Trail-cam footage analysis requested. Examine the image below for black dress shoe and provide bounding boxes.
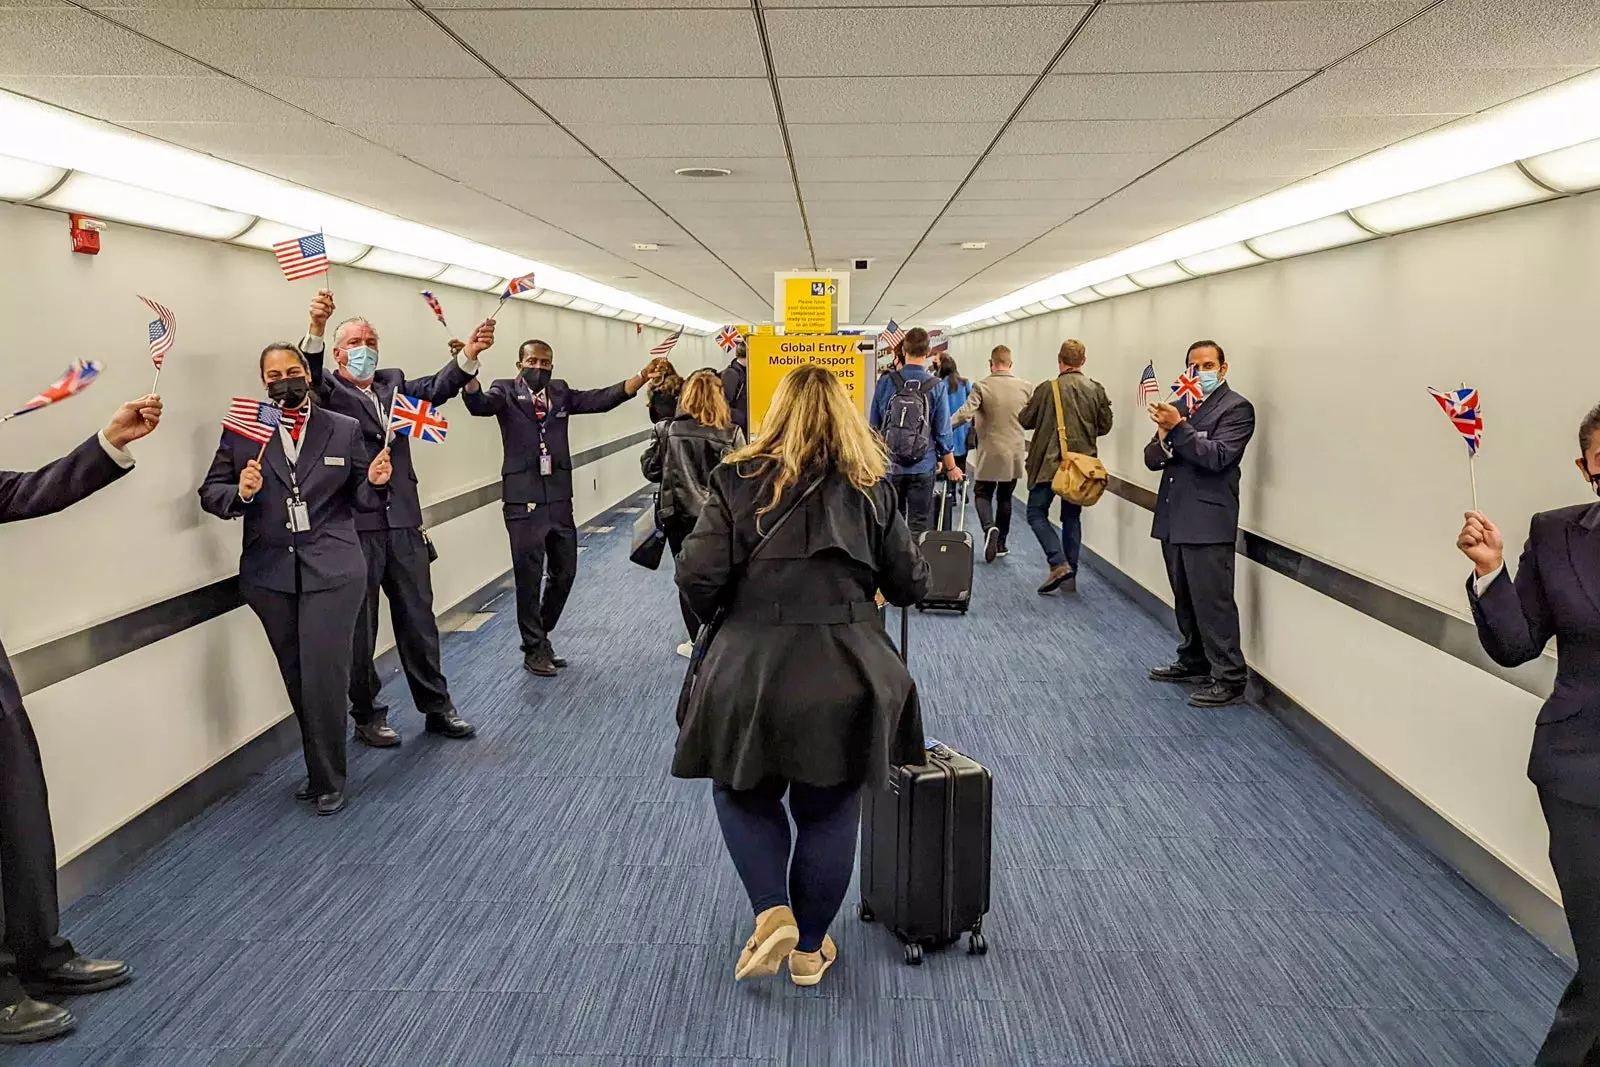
[524,650,558,677]
[353,716,400,748]
[544,643,567,669]
[1188,682,1247,708]
[315,791,346,816]
[1148,663,1212,684]
[295,779,315,801]
[425,711,476,739]
[0,998,74,1044]
[23,956,130,996]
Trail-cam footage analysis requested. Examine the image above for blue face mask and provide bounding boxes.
[343,345,378,380]
[1197,369,1222,396]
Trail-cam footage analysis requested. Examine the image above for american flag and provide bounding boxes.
[1137,362,1160,404]
[6,361,101,421]
[649,329,682,357]
[716,326,740,352]
[388,393,449,444]
[140,296,176,370]
[878,319,906,353]
[501,273,537,300]
[1171,367,1204,408]
[222,398,302,445]
[272,232,329,282]
[420,290,447,327]
[1427,385,1483,456]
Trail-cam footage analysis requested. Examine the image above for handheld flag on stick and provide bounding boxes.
[650,328,682,358]
[419,290,449,333]
[223,398,304,462]
[1170,367,1204,410]
[716,326,740,352]
[272,232,330,282]
[0,361,101,425]
[1427,385,1483,509]
[388,393,449,444]
[140,295,176,394]
[877,319,906,354]
[490,273,537,320]
[1137,362,1160,406]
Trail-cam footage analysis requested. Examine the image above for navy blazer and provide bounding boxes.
[1470,502,1600,808]
[462,377,633,507]
[1143,382,1256,545]
[306,346,474,532]
[198,407,386,595]
[0,436,130,718]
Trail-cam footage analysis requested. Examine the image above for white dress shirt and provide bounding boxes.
[298,334,481,395]
[1474,565,1505,595]
[97,431,135,469]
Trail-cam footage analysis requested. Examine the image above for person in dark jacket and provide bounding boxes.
[200,343,392,816]
[1143,339,1255,708]
[644,358,683,425]
[720,337,749,435]
[641,368,745,651]
[463,340,650,676]
[0,394,162,1046]
[1460,401,1600,1067]
[674,364,930,989]
[298,288,485,747]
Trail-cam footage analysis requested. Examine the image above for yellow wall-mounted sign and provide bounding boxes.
[781,277,837,335]
[747,334,876,432]
[754,323,775,336]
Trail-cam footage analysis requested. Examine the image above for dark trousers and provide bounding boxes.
[243,577,363,796]
[891,472,936,537]
[664,518,700,640]
[1161,540,1246,687]
[0,706,75,1007]
[712,780,862,953]
[505,501,579,654]
[974,479,1016,545]
[350,527,451,723]
[1026,483,1082,572]
[1537,790,1600,1066]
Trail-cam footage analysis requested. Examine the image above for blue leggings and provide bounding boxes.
[711,780,862,953]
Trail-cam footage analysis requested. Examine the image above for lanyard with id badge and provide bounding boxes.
[287,463,311,533]
[535,393,555,476]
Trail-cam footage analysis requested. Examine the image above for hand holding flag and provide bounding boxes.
[102,394,164,450]
[0,361,102,425]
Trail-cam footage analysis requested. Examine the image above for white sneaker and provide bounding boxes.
[676,642,694,658]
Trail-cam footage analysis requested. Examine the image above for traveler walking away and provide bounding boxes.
[1144,340,1254,708]
[953,344,1031,561]
[642,368,746,654]
[721,337,749,435]
[936,356,973,530]
[645,358,683,424]
[674,364,930,987]
[1019,339,1113,594]
[868,327,962,536]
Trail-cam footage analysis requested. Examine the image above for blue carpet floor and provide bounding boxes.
[5,493,1574,1066]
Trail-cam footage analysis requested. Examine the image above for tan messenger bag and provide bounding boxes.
[1050,378,1109,506]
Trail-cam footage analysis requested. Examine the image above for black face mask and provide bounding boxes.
[521,367,550,393]
[267,377,310,409]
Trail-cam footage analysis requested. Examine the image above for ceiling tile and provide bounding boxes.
[803,180,960,202]
[767,6,1090,76]
[354,123,588,160]
[124,120,370,156]
[1026,71,1305,120]
[569,123,785,157]
[780,76,1031,123]
[609,155,793,184]
[1213,110,1452,152]
[251,77,542,126]
[1263,64,1591,117]
[799,156,976,182]
[80,0,407,7]
[438,9,765,78]
[944,199,1100,220]
[973,153,1169,183]
[516,77,775,125]
[428,0,743,6]
[789,122,999,158]
[0,75,309,122]
[1066,2,1431,73]
[0,9,208,74]
[995,118,1228,156]
[1347,0,1600,68]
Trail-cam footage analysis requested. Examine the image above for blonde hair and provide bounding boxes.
[725,364,887,516]
[679,368,731,430]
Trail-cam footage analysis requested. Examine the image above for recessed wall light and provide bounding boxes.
[673,167,731,179]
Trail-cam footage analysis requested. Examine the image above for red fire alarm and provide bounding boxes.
[69,214,104,255]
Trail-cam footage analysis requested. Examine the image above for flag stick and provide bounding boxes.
[256,437,271,464]
[150,366,162,396]
[385,391,398,446]
[1470,452,1479,512]
[488,297,509,322]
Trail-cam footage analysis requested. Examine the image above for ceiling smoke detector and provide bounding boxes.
[673,166,731,179]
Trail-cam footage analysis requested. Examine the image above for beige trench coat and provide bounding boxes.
[952,371,1034,482]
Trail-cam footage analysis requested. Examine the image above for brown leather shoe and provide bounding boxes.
[354,716,400,748]
[23,956,130,996]
[0,998,73,1044]
[1037,563,1072,594]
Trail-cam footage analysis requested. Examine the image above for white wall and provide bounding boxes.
[0,200,713,864]
[952,189,1600,904]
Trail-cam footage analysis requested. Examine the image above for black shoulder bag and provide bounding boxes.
[675,474,825,725]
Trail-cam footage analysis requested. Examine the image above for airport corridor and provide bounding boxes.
[3,493,1573,1067]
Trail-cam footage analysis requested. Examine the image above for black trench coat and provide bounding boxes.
[672,462,931,790]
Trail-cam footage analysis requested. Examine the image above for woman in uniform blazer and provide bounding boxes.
[1460,402,1600,1067]
[673,364,930,989]
[199,343,391,816]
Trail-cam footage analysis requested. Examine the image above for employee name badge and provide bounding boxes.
[288,497,311,533]
[540,451,554,476]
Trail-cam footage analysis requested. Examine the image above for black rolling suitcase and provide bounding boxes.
[859,609,993,965]
[917,481,974,613]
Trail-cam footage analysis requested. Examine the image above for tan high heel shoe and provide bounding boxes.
[788,935,838,987]
[734,906,800,981]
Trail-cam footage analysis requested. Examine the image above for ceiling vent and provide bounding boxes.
[673,167,731,179]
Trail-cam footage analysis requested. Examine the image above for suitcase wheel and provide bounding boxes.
[903,943,924,967]
[967,932,988,956]
[857,903,875,924]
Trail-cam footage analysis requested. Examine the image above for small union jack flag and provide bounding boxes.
[650,329,682,358]
[1428,386,1483,456]
[420,290,447,328]
[140,296,176,371]
[222,398,302,445]
[501,273,537,300]
[716,326,740,352]
[388,393,448,444]
[272,232,330,282]
[5,361,101,421]
[1171,367,1204,408]
[1137,362,1160,405]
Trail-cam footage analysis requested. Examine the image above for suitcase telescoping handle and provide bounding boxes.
[937,478,967,534]
[900,605,909,663]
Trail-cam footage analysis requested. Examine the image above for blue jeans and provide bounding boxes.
[1026,483,1082,572]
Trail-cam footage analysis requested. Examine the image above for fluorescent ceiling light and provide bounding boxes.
[1092,276,1142,298]
[1350,164,1556,235]
[567,298,602,314]
[594,304,623,318]
[433,265,501,292]
[1178,243,1264,276]
[1247,214,1374,259]
[0,154,64,200]
[1523,137,1600,193]
[992,311,1018,323]
[354,248,446,280]
[1065,288,1104,305]
[533,291,570,307]
[1129,263,1190,288]
[233,219,367,264]
[1041,295,1072,310]
[36,173,252,240]
[0,88,720,332]
[1022,302,1050,315]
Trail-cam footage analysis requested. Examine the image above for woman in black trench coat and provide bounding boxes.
[1460,401,1600,1067]
[673,364,930,989]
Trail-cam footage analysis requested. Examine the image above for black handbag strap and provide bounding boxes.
[741,471,826,570]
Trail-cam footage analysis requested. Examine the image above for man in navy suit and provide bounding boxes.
[0,394,162,1045]
[464,340,650,676]
[1143,340,1256,708]
[299,290,484,747]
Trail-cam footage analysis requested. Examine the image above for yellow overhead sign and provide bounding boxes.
[781,277,837,335]
[754,323,775,335]
[747,334,876,432]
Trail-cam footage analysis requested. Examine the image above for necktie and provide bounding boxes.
[533,391,548,420]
